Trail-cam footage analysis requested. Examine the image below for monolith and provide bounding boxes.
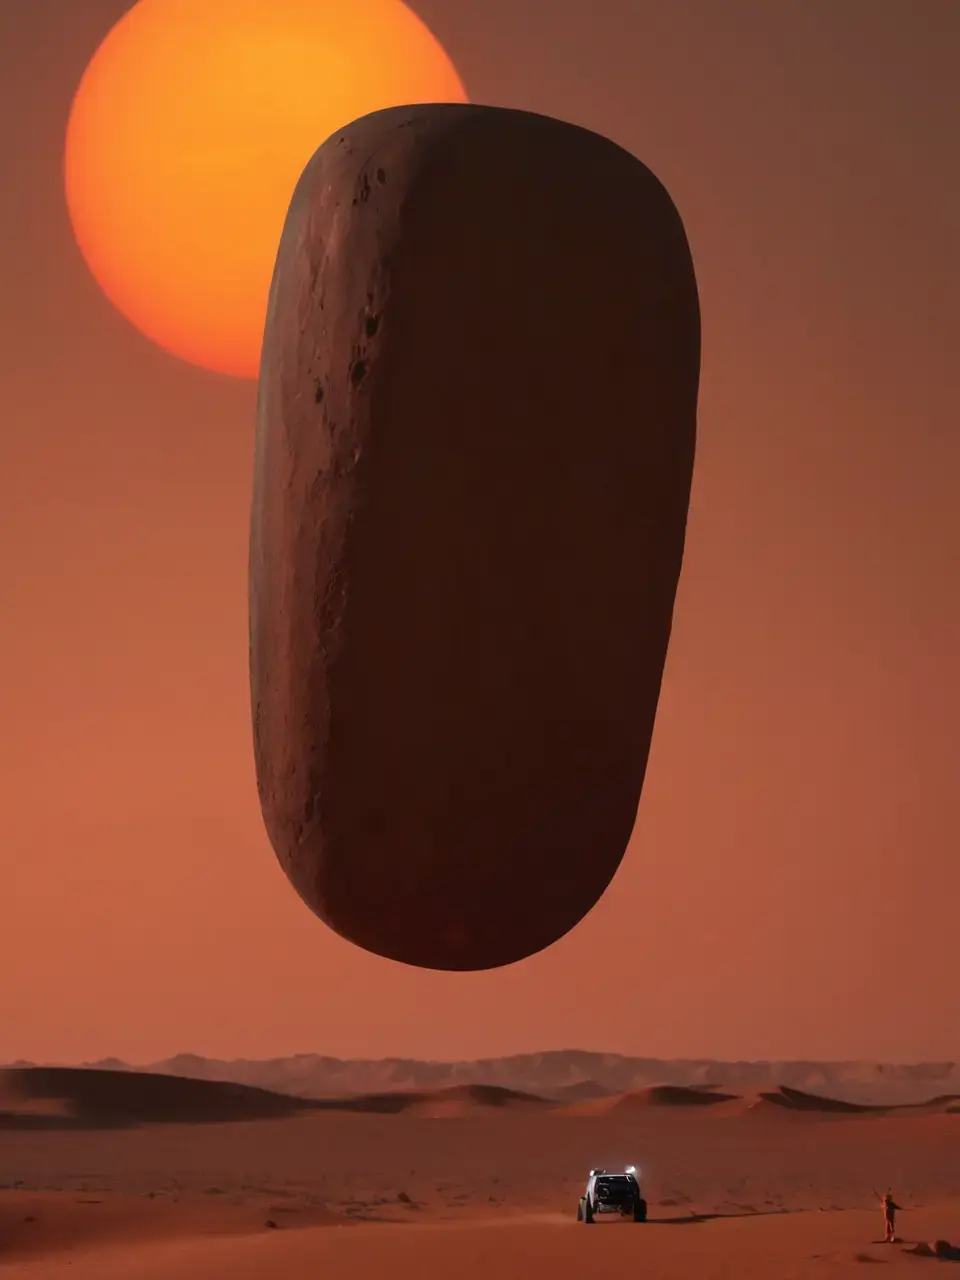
[250,103,700,970]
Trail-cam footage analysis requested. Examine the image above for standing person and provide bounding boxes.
[878,1190,902,1242]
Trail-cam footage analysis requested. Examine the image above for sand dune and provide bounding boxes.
[911,1095,960,1114]
[390,1084,551,1116]
[22,1051,958,1108]
[310,1082,551,1117]
[754,1086,960,1116]
[754,1086,881,1114]
[557,1084,743,1115]
[559,1083,960,1119]
[5,1068,957,1135]
[0,1067,316,1129]
[0,1068,552,1131]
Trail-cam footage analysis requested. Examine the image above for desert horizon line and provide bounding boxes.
[5,1049,958,1069]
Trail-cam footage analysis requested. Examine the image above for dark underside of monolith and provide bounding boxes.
[250,102,700,971]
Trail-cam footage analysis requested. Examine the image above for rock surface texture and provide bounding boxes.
[250,103,700,970]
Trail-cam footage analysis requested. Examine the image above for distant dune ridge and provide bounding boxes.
[7,1051,957,1108]
[0,1069,556,1129]
[0,1067,315,1129]
[556,1083,960,1118]
[1,1063,958,1130]
[557,1085,742,1115]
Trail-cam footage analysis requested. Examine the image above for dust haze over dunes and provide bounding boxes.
[15,1050,958,1107]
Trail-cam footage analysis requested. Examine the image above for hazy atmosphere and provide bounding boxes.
[1,0,957,1068]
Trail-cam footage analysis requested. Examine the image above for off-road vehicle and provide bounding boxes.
[577,1166,647,1223]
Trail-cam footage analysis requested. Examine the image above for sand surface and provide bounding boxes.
[1,1071,958,1276]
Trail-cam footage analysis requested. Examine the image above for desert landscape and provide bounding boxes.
[3,1,957,1279]
[2,1058,958,1277]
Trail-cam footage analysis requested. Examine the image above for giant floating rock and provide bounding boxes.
[250,103,700,971]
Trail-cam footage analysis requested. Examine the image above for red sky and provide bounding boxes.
[0,0,957,1066]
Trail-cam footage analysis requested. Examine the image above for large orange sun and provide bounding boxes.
[64,0,467,378]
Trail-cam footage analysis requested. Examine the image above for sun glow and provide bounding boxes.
[64,0,467,377]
